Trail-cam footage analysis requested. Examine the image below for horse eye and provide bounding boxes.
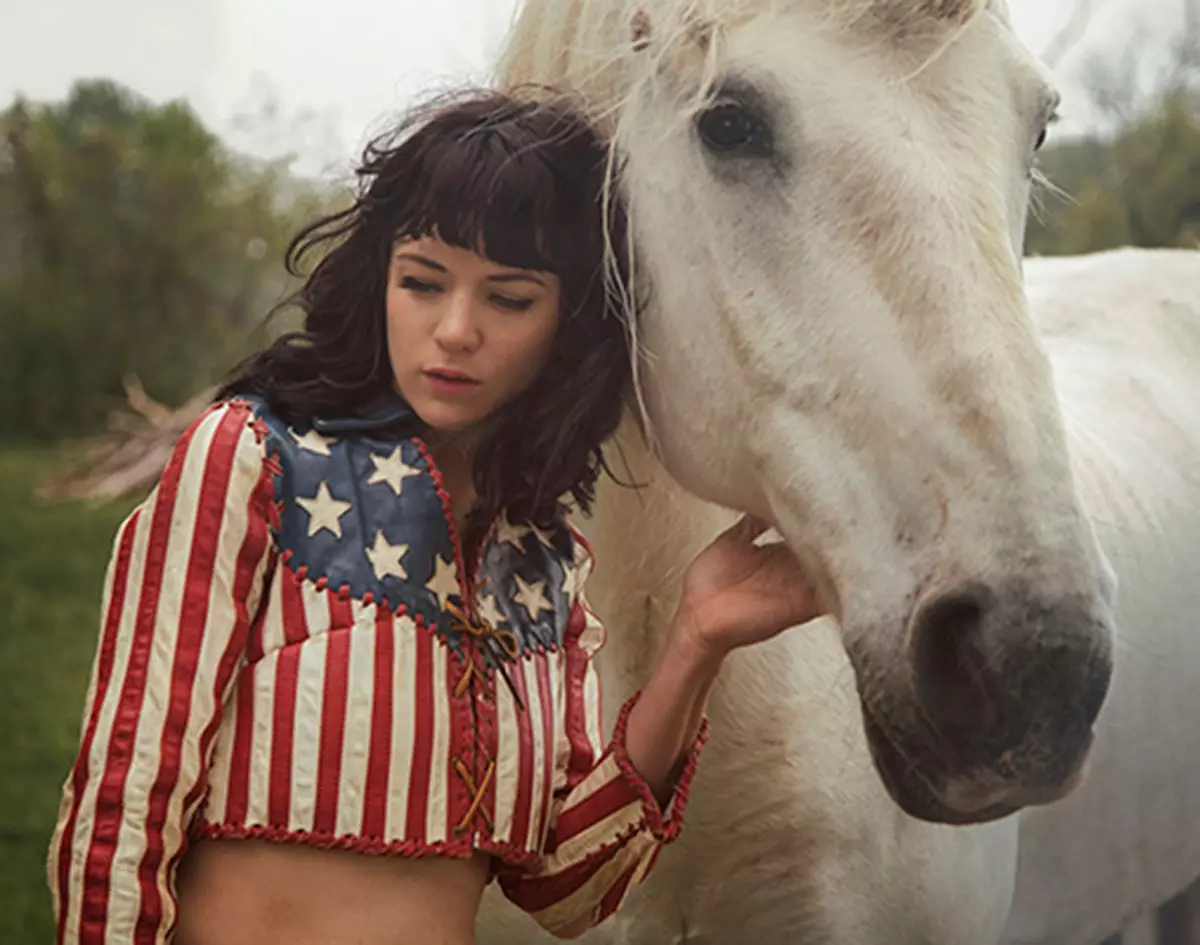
[697,101,769,155]
[1034,111,1059,153]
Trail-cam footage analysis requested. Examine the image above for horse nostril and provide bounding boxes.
[910,586,1001,738]
[898,581,1113,805]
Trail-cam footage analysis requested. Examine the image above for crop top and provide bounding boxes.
[47,396,708,944]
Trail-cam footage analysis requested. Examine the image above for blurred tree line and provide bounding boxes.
[1,8,1198,442]
[1026,0,1200,257]
[0,79,338,441]
[1026,88,1200,255]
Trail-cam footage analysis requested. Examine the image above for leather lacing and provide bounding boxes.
[446,599,525,710]
[446,597,526,835]
[452,758,496,834]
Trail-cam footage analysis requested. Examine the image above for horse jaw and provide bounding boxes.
[498,0,1115,823]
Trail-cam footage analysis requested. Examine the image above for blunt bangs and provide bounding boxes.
[370,93,608,292]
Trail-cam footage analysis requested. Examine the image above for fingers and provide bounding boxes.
[760,542,806,578]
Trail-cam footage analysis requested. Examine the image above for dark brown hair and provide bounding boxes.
[219,87,632,546]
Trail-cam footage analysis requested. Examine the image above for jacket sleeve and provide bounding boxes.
[496,535,709,938]
[47,400,276,945]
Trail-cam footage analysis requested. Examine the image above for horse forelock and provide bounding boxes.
[494,0,1003,141]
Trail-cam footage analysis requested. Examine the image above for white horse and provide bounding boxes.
[1002,249,1200,945]
[469,0,1200,942]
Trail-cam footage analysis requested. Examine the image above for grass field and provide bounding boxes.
[0,445,139,944]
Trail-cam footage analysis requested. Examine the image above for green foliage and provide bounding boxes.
[0,79,335,440]
[0,445,139,943]
[1027,91,1200,256]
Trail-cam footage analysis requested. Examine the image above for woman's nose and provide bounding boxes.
[433,290,482,352]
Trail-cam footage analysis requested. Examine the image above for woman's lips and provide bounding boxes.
[423,368,481,396]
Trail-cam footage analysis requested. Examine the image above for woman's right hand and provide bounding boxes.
[675,515,824,660]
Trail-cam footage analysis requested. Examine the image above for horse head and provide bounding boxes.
[498,0,1116,826]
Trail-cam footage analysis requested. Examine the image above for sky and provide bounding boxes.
[0,0,1183,178]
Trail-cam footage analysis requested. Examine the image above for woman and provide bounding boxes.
[48,89,820,945]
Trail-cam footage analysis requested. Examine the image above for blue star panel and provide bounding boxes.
[244,396,580,662]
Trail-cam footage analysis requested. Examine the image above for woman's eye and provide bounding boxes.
[401,276,442,294]
[492,295,534,312]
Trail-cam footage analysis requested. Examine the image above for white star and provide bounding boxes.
[365,530,409,581]
[513,574,553,620]
[494,520,531,550]
[426,555,461,608]
[367,447,421,497]
[295,481,352,538]
[530,524,556,549]
[291,427,335,456]
[477,593,506,628]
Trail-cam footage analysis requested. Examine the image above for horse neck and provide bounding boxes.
[577,411,737,698]
[581,412,884,827]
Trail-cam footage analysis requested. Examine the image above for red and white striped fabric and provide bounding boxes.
[48,400,707,944]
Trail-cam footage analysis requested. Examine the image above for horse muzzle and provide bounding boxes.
[848,580,1114,824]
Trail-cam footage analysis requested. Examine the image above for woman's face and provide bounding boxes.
[386,234,561,436]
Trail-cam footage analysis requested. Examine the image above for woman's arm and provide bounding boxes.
[620,624,723,808]
[498,516,820,939]
[47,400,276,945]
[625,514,822,802]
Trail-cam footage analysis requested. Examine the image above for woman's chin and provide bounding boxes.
[404,397,477,436]
[415,408,490,445]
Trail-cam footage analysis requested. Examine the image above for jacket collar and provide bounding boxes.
[310,391,423,437]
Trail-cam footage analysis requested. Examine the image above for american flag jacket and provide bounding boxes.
[48,395,708,944]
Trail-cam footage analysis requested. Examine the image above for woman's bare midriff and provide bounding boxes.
[175,837,492,945]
